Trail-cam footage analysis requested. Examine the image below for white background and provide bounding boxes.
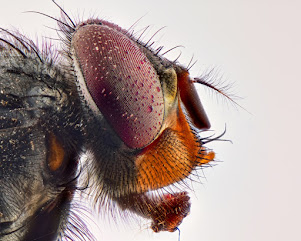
[1,1,300,241]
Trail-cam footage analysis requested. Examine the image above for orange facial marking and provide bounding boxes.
[135,100,214,193]
[47,133,65,172]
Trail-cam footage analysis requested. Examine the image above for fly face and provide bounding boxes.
[66,18,215,233]
[0,2,225,240]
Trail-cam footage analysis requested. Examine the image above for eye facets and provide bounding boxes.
[71,24,164,149]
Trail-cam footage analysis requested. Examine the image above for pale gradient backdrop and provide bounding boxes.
[1,1,300,241]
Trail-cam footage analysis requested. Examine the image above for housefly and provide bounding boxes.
[0,1,227,240]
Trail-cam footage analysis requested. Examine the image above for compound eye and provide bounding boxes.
[71,24,164,149]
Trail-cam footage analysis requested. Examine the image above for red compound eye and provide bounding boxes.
[71,24,164,149]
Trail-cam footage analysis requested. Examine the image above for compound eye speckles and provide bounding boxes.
[71,24,164,149]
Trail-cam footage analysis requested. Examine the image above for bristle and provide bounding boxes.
[0,1,229,239]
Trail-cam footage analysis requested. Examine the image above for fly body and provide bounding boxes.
[0,1,226,240]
